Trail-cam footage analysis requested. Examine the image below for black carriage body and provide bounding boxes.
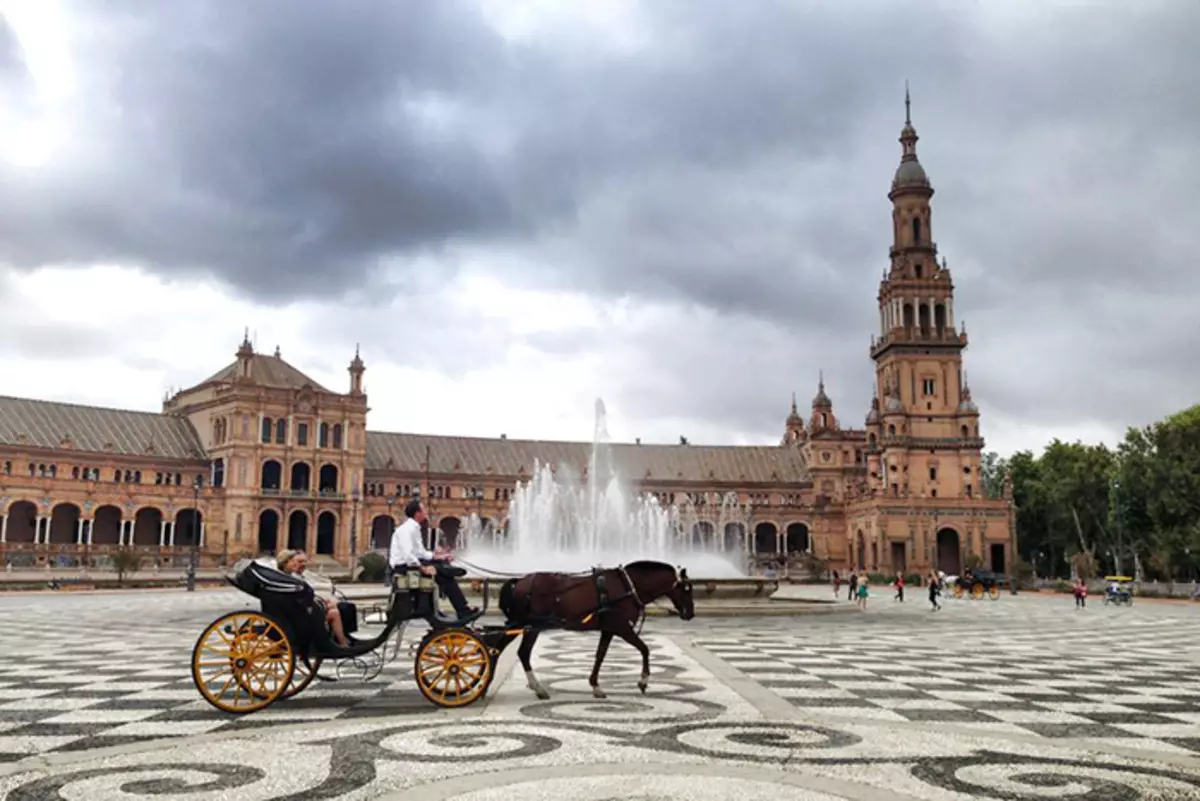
[228,560,329,658]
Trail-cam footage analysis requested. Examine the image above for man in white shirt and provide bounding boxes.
[389,499,474,618]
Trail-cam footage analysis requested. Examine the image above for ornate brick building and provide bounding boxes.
[0,103,1012,576]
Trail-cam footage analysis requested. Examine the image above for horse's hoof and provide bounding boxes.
[535,691,550,700]
[637,682,648,694]
[592,687,607,699]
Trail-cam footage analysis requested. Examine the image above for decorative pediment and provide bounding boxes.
[385,457,395,470]
[144,443,157,456]
[59,435,74,449]
[103,442,115,452]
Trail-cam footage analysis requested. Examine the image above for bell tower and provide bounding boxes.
[868,88,983,501]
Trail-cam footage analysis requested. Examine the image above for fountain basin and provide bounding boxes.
[459,576,778,601]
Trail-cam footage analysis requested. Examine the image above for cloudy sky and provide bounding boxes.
[0,0,1196,457]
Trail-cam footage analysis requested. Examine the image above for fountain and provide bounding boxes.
[457,399,746,578]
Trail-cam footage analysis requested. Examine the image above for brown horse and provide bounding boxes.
[496,560,694,699]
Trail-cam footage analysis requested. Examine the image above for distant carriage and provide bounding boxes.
[949,569,1003,601]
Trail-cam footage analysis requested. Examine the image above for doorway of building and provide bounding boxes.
[936,528,962,575]
[990,543,1006,574]
[891,541,907,573]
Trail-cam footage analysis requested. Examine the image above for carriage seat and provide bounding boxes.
[229,559,315,607]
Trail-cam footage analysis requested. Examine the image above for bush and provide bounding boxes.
[357,551,388,583]
[111,548,144,585]
[904,572,925,586]
[1014,558,1037,590]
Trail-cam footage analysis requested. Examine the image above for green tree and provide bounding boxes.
[111,548,144,586]
[980,451,1008,499]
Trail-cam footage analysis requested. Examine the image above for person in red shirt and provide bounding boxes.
[894,573,905,602]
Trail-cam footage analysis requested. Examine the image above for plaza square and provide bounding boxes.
[0,587,1197,800]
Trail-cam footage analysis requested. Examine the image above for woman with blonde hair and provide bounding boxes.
[276,549,351,647]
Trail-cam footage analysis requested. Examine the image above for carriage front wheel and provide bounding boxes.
[191,611,295,715]
[970,583,985,600]
[988,585,1001,600]
[414,628,493,708]
[953,584,964,599]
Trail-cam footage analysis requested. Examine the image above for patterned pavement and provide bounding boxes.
[0,587,1198,799]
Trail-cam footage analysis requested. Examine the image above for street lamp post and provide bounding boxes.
[350,486,361,573]
[187,475,203,592]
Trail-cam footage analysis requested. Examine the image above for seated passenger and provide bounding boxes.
[277,549,351,647]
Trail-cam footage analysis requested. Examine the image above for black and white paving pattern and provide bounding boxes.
[0,586,1197,799]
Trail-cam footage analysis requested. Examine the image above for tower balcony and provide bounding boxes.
[870,325,967,356]
[889,241,938,259]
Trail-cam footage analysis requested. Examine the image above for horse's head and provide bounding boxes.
[624,560,695,620]
[667,567,695,621]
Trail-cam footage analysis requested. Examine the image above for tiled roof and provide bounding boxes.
[365,431,810,484]
[198,354,332,393]
[0,396,207,461]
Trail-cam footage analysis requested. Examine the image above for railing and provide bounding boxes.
[0,544,226,571]
[889,241,938,258]
[259,488,344,499]
[871,327,966,353]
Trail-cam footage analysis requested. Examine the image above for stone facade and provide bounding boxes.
[0,104,1012,576]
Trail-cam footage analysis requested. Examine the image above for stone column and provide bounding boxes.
[160,520,168,546]
[199,522,206,548]
[0,515,6,543]
[76,518,85,544]
[168,522,175,547]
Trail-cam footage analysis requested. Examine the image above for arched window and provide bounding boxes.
[275,419,287,445]
[261,417,273,444]
[319,422,329,448]
[332,424,343,449]
[912,217,922,243]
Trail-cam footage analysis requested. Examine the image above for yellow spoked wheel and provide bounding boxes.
[953,584,964,599]
[283,656,322,699]
[970,583,985,600]
[988,585,1001,600]
[414,629,493,708]
[192,611,295,714]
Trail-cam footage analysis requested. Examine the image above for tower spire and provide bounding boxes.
[905,80,911,126]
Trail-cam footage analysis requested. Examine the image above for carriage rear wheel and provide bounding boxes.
[953,584,964,599]
[988,585,1001,600]
[283,656,323,698]
[414,628,493,708]
[970,583,985,600]
[192,611,295,714]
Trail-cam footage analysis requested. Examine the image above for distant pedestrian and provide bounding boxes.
[894,573,905,602]
[856,578,869,610]
[928,573,941,611]
[847,572,858,601]
[832,570,841,597]
[1073,578,1087,609]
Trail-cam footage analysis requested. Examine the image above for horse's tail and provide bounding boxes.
[499,578,520,622]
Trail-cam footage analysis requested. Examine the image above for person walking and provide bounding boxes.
[928,572,941,611]
[894,573,905,602]
[856,577,869,610]
[832,570,841,598]
[1073,577,1087,609]
[847,571,858,602]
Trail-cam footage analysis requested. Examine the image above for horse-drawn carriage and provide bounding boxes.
[1103,575,1135,607]
[191,557,694,715]
[950,569,1003,601]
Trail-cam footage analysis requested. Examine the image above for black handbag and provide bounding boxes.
[337,600,358,635]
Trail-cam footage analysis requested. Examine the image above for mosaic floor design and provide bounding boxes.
[0,589,1197,799]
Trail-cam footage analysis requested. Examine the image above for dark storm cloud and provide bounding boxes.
[1,0,1198,444]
